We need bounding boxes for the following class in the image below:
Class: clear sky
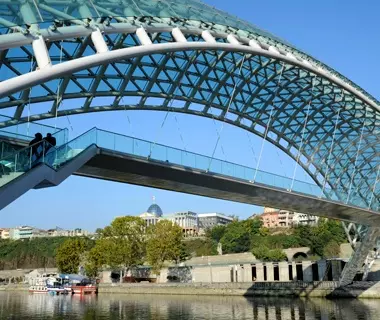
[1,0,379,231]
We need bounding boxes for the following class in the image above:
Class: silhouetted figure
[43,133,56,155]
[29,133,43,159]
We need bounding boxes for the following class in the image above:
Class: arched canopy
[0,0,379,211]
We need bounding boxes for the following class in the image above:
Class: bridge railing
[93,128,372,211]
[0,114,68,146]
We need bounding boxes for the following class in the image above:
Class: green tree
[146,220,184,274]
[95,216,146,280]
[84,242,108,278]
[206,225,226,242]
[184,238,217,257]
[56,238,92,274]
[252,246,287,262]
[220,221,251,253]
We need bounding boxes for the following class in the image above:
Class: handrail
[0,113,63,132]
[95,127,326,188]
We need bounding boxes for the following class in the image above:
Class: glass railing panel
[0,114,64,142]
[96,130,115,151]
[208,159,222,175]
[132,139,150,158]
[52,128,69,147]
[182,151,196,168]
[166,147,182,164]
[150,143,167,162]
[194,154,209,171]
[47,128,97,168]
[0,141,53,188]
[114,135,134,154]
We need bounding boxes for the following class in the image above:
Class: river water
[0,292,378,319]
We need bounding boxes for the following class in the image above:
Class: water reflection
[0,292,378,319]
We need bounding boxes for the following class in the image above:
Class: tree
[220,221,251,253]
[146,220,184,274]
[184,238,217,257]
[95,216,146,281]
[252,246,287,262]
[56,238,92,274]
[206,225,226,242]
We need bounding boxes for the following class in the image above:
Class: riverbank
[99,282,380,298]
[3,282,380,298]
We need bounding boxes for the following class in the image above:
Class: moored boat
[71,284,97,295]
[29,285,48,293]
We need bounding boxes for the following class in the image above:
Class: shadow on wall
[166,266,193,283]
[167,266,192,283]
[245,296,375,318]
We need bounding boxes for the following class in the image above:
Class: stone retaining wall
[98,281,338,297]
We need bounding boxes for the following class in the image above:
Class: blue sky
[1,0,379,231]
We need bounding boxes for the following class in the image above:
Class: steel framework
[0,0,379,283]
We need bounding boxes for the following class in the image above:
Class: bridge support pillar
[339,227,380,287]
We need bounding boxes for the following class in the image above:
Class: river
[0,292,378,319]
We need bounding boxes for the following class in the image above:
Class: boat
[29,275,69,295]
[47,287,70,295]
[29,285,48,293]
[71,284,97,295]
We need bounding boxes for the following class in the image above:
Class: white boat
[29,285,48,293]
[47,287,70,295]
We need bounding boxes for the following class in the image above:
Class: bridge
[0,0,379,287]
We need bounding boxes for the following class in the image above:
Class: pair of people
[28,133,56,160]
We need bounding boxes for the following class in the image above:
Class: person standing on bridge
[29,133,43,160]
[43,133,56,155]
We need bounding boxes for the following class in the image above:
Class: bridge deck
[75,148,380,226]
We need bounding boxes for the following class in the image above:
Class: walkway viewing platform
[0,127,379,225]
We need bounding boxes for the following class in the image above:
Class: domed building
[139,197,163,227]
[147,203,163,218]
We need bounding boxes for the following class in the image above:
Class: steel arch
[0,0,379,214]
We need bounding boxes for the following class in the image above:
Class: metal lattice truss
[0,0,379,213]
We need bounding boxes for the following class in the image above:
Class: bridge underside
[75,148,380,226]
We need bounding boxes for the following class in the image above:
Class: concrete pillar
[317,260,327,281]
[279,262,289,281]
[266,263,274,281]
[256,263,264,281]
[292,262,298,281]
[302,261,313,282]
[159,268,168,283]
[243,264,252,282]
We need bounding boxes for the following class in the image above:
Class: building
[293,213,319,226]
[259,207,319,228]
[139,199,234,236]
[278,210,295,227]
[198,213,234,231]
[139,199,164,227]
[260,211,279,228]
[9,226,34,240]
[0,228,10,239]
[163,211,199,237]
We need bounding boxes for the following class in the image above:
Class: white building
[198,213,233,231]
[293,212,319,226]
[163,211,199,237]
[0,228,10,239]
[257,207,319,228]
[278,210,294,227]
